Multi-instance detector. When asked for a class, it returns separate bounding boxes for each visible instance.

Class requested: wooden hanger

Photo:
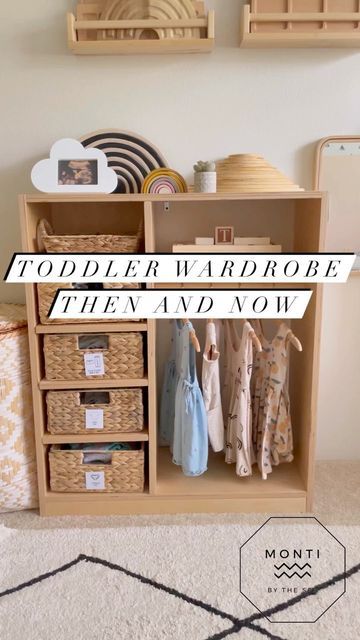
[274,319,303,352]
[239,319,262,353]
[257,319,302,352]
[249,326,263,353]
[287,330,303,352]
[206,318,220,361]
[182,319,201,353]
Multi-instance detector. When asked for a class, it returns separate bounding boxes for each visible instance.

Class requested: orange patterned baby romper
[252,322,294,480]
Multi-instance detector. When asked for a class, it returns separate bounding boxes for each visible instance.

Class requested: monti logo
[265,548,320,579]
[240,518,346,623]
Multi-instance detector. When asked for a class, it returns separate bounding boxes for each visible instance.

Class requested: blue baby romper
[159,320,182,447]
[172,321,208,476]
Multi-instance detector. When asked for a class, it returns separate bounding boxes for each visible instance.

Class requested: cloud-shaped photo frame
[31,139,118,193]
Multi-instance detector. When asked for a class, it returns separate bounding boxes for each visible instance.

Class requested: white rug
[0,519,359,640]
[1,463,360,640]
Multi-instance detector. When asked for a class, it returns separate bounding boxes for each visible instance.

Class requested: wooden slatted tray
[240,1,360,48]
[67,0,214,54]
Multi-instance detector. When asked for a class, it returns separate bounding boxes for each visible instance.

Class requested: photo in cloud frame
[31,139,118,194]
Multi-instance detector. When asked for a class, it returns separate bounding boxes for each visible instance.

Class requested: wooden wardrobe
[20,192,326,516]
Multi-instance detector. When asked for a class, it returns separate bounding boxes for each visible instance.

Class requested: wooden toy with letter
[215,226,234,245]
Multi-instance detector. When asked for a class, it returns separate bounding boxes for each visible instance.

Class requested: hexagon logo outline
[239,516,346,624]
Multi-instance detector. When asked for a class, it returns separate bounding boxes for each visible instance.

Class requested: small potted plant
[193,161,217,193]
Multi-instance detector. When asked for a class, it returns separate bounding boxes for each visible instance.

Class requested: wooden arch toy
[100,0,200,40]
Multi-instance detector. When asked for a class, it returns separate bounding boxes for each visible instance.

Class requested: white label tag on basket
[84,353,105,376]
[85,471,105,491]
[85,409,104,430]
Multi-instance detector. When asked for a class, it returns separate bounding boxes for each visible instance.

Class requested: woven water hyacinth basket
[0,304,38,512]
[37,282,140,325]
[37,218,144,254]
[49,444,145,493]
[44,332,144,381]
[47,389,144,434]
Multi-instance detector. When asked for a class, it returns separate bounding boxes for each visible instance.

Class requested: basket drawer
[47,389,144,434]
[38,218,144,254]
[49,444,145,493]
[44,333,144,381]
[37,282,140,325]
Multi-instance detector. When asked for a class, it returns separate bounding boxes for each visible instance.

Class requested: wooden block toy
[195,237,215,245]
[215,226,234,245]
[234,236,271,245]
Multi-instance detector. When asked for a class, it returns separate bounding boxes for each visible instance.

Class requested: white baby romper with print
[202,321,224,452]
[224,320,254,477]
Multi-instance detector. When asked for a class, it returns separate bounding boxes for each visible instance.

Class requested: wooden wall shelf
[67,1,215,55]
[240,4,360,48]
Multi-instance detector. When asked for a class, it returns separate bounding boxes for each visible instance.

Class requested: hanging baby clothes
[223,320,254,477]
[252,322,294,480]
[173,321,208,477]
[159,320,182,447]
[202,320,224,452]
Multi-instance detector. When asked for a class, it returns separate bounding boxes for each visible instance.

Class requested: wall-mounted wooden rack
[67,1,214,55]
[240,3,360,48]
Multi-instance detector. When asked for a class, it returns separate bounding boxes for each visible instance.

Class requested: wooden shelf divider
[42,430,149,444]
[36,322,148,334]
[39,378,149,391]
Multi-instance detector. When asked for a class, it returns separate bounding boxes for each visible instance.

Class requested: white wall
[317,276,360,460]
[1,0,359,458]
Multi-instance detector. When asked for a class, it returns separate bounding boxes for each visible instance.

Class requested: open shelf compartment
[156,448,306,498]
[151,193,326,513]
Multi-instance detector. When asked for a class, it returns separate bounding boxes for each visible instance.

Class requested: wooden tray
[67,0,215,54]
